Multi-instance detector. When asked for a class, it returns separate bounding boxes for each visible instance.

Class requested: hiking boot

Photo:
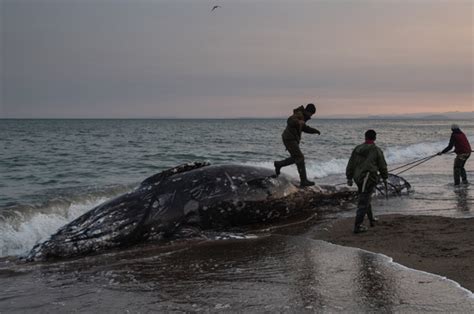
[274,161,281,176]
[300,179,315,187]
[274,158,295,177]
[369,217,378,227]
[296,161,314,187]
[462,180,469,185]
[354,225,368,234]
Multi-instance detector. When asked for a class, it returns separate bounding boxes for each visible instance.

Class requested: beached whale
[26,162,359,261]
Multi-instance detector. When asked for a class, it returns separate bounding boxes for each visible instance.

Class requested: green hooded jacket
[282,106,319,143]
[346,142,388,185]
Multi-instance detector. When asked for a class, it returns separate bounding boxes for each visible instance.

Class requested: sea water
[0,118,473,312]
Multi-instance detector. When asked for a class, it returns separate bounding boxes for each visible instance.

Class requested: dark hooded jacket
[346,142,388,185]
[282,106,319,143]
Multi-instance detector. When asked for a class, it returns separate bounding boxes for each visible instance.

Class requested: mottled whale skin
[26,162,355,261]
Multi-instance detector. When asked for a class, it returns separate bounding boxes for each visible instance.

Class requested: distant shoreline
[1,115,472,121]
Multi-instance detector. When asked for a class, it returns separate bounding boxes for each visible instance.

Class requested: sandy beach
[312,214,474,292]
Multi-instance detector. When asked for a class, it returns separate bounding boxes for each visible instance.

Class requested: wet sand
[312,214,474,292]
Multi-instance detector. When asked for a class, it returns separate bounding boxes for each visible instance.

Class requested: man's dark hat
[305,103,316,114]
[365,129,377,140]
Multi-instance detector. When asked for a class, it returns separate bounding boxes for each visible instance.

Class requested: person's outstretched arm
[302,124,320,135]
[440,133,455,154]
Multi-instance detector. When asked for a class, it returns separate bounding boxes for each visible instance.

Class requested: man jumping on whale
[274,103,320,187]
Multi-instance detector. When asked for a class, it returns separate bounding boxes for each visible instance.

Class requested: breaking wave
[0,186,132,258]
[245,138,450,179]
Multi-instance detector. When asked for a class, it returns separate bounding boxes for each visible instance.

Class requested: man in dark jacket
[438,124,471,185]
[346,130,388,234]
[274,103,320,187]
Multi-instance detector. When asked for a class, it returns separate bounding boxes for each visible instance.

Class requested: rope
[393,154,437,175]
[334,153,439,186]
[388,154,437,172]
[332,149,472,187]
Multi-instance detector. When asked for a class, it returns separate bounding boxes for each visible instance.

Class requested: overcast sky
[1,0,472,118]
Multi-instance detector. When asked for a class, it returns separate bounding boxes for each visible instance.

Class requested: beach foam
[245,138,458,179]
[0,197,112,257]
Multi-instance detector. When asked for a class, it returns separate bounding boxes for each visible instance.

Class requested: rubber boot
[354,208,365,233]
[454,167,461,186]
[274,157,294,176]
[354,225,368,234]
[354,192,370,233]
[366,207,376,227]
[296,162,314,187]
[460,168,468,184]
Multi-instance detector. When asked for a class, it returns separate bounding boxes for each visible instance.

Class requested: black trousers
[282,139,305,165]
[354,179,376,228]
[454,153,470,185]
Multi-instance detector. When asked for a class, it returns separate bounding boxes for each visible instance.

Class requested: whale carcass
[26,162,394,261]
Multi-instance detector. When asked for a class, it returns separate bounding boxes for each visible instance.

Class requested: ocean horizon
[2,111,472,120]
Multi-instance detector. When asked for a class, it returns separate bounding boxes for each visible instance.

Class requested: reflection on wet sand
[454,186,470,212]
[283,239,324,309]
[2,235,466,312]
[355,250,396,311]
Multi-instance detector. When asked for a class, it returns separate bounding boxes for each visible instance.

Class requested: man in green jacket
[274,103,320,187]
[346,129,388,234]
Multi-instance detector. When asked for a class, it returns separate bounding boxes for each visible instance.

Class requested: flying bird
[211,5,221,12]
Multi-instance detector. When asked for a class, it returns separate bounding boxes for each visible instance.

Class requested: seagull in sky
[211,5,221,12]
